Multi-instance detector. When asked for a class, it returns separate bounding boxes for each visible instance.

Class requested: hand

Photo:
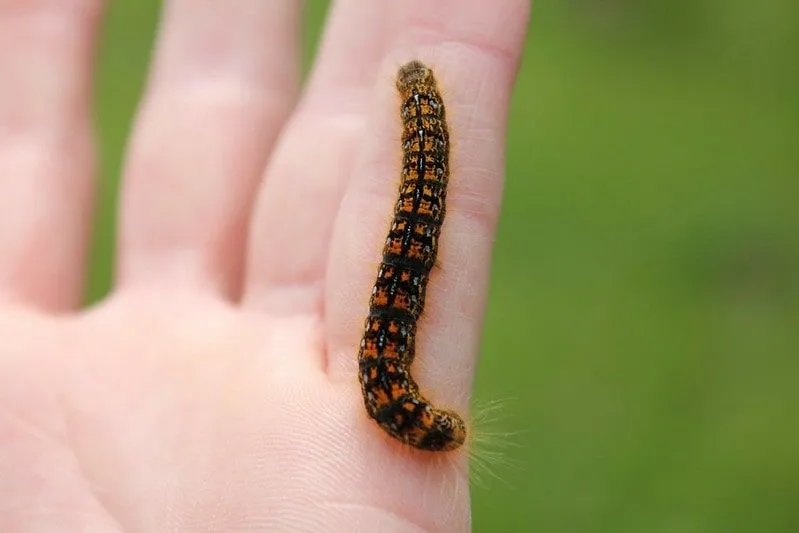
[0,1,529,531]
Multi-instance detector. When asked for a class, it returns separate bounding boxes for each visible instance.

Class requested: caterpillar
[358,60,466,452]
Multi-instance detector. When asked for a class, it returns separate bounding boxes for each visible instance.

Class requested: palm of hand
[2,296,466,531]
[0,2,528,532]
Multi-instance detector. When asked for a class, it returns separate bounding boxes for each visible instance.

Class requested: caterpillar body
[357,60,466,452]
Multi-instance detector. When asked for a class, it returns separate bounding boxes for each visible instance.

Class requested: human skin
[0,1,530,531]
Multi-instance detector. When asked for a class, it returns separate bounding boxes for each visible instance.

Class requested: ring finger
[116,0,301,299]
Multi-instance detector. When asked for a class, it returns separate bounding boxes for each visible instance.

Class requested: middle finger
[242,0,397,316]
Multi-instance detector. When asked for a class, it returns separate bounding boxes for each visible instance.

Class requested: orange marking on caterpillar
[358,60,466,452]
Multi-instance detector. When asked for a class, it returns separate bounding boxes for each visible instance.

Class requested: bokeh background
[88,2,798,531]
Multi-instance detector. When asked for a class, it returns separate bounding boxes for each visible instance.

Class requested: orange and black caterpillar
[358,60,466,452]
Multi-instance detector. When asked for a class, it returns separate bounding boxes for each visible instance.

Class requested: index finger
[325,1,530,425]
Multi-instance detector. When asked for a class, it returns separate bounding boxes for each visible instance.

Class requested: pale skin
[0,1,530,531]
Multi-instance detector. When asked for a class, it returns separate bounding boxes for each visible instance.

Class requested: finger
[325,0,531,419]
[242,0,396,315]
[117,0,300,299]
[0,1,103,311]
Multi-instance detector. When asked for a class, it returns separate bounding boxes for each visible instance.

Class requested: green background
[89,2,799,531]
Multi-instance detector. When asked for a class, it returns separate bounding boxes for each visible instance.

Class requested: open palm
[0,1,529,531]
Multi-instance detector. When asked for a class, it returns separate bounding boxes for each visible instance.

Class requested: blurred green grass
[89,2,799,531]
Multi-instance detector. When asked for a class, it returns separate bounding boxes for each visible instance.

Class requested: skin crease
[0,1,530,532]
